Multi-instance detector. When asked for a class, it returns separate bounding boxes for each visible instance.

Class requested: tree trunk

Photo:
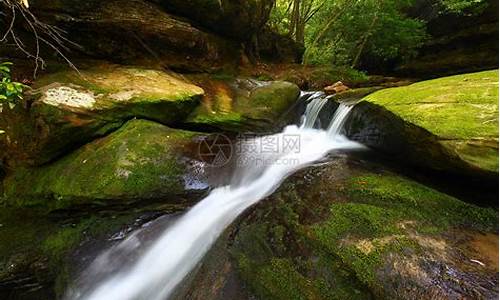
[289,0,301,39]
[351,14,378,69]
[303,0,353,65]
[295,19,305,45]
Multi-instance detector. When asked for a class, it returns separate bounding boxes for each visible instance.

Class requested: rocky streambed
[0,68,498,299]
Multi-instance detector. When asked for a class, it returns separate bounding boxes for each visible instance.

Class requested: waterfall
[300,91,332,129]
[327,104,353,136]
[66,95,363,300]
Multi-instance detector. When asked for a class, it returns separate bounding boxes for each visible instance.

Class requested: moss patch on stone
[311,172,497,289]
[230,158,497,299]
[0,205,138,298]
[185,78,300,132]
[231,185,373,300]
[3,119,199,211]
[363,70,498,139]
[1,64,205,167]
[360,70,499,173]
[34,65,204,106]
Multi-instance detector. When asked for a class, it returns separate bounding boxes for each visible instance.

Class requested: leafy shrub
[0,61,27,133]
[0,62,26,109]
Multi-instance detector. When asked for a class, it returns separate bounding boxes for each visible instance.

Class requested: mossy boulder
[2,119,209,212]
[0,65,204,167]
[346,70,499,178]
[0,205,152,299]
[212,158,498,300]
[184,78,300,132]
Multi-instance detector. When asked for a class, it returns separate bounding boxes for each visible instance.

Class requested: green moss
[246,258,324,300]
[311,203,418,285]
[361,70,499,173]
[34,65,204,104]
[4,119,198,210]
[41,214,134,261]
[186,80,300,131]
[309,172,497,288]
[363,70,499,139]
[345,174,497,232]
[247,81,300,119]
[231,186,372,300]
[31,65,204,128]
[0,205,137,297]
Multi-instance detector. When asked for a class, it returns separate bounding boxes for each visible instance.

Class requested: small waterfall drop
[327,103,354,136]
[67,94,363,300]
[300,91,332,129]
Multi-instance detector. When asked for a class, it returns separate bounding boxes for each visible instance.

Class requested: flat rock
[0,65,204,166]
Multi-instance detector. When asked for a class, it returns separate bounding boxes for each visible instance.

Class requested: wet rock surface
[151,0,274,41]
[184,77,300,133]
[185,154,498,300]
[3,119,211,212]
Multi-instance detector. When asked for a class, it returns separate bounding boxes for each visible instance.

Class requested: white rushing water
[68,93,363,300]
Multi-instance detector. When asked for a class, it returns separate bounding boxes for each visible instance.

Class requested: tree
[268,0,325,44]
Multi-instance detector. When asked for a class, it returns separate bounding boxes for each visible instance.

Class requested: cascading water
[300,91,332,129]
[66,93,364,300]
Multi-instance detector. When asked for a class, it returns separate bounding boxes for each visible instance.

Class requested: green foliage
[439,0,487,14]
[0,61,28,134]
[0,61,27,112]
[305,0,428,66]
[268,0,491,67]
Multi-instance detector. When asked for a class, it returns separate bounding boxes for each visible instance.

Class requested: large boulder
[2,119,210,212]
[346,70,499,178]
[184,77,300,132]
[152,0,274,40]
[27,0,239,71]
[0,65,204,167]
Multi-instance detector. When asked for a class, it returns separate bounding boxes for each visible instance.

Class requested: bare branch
[1,0,79,77]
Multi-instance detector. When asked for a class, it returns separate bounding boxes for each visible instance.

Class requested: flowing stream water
[67,92,364,300]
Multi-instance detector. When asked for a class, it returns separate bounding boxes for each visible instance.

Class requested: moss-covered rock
[2,119,209,212]
[0,65,203,167]
[184,78,300,132]
[223,158,498,300]
[0,205,149,299]
[347,70,499,177]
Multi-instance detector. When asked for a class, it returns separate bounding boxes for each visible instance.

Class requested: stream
[65,92,364,300]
